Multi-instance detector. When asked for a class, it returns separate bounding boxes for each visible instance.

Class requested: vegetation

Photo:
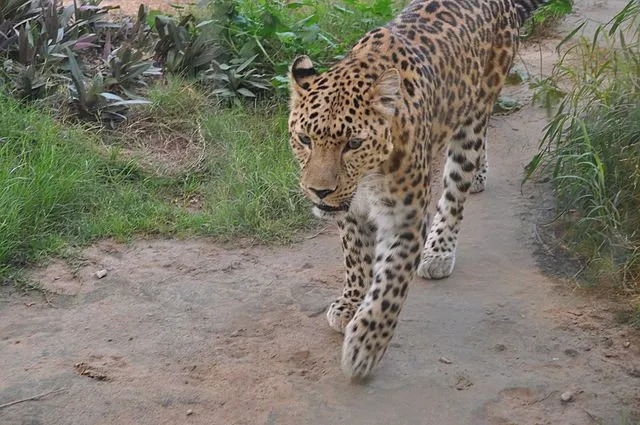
[527,0,640,296]
[0,0,402,121]
[521,0,573,38]
[0,0,577,281]
[0,88,309,279]
[0,94,177,275]
[0,0,402,278]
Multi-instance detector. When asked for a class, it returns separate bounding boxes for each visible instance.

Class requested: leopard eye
[298,134,312,147]
[346,138,364,151]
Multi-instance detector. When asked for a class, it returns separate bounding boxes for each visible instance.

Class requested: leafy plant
[2,60,48,99]
[522,0,573,38]
[204,0,402,91]
[526,0,640,290]
[67,49,150,121]
[105,44,161,93]
[0,0,41,54]
[102,4,156,56]
[201,54,269,105]
[0,0,107,100]
[153,13,221,77]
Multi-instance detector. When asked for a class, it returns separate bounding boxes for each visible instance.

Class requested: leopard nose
[310,188,335,199]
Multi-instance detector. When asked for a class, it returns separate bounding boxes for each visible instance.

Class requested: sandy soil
[2,1,639,424]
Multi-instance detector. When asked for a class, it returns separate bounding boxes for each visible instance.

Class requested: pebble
[560,391,574,402]
[186,409,193,416]
[95,269,107,279]
[624,341,631,348]
[438,357,452,364]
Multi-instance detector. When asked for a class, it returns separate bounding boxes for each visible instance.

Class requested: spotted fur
[288,0,545,379]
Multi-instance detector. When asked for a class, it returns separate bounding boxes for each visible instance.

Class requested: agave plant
[154,14,221,77]
[201,54,270,106]
[67,48,150,121]
[105,44,161,94]
[0,0,40,54]
[99,3,154,59]
[2,60,48,99]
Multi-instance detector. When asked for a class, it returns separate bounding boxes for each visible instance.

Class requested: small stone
[626,368,640,378]
[230,328,246,337]
[186,409,193,416]
[624,341,630,348]
[494,344,507,352]
[95,269,107,279]
[560,391,574,402]
[438,357,452,364]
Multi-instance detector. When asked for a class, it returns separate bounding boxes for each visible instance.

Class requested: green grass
[128,77,313,241]
[0,82,313,280]
[187,107,311,240]
[528,0,640,292]
[0,94,179,274]
[521,0,573,38]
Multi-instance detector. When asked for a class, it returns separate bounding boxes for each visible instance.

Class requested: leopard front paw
[469,175,486,194]
[417,252,455,280]
[341,309,391,379]
[326,298,357,334]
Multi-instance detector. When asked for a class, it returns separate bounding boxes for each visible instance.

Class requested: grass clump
[178,107,311,241]
[0,94,179,275]
[0,88,312,279]
[521,0,573,38]
[527,0,640,292]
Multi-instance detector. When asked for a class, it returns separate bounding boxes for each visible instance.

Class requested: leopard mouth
[314,201,350,212]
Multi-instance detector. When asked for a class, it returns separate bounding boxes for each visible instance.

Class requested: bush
[527,0,640,290]
[521,0,573,38]
[201,0,401,91]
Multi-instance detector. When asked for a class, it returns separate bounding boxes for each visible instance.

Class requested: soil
[2,1,639,424]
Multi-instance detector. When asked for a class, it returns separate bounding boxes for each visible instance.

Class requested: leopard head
[287,55,401,217]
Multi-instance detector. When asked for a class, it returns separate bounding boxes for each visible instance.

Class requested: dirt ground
[2,1,640,424]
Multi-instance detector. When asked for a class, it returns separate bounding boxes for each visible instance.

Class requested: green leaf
[556,21,586,52]
[100,92,124,101]
[109,99,152,106]
[237,87,255,97]
[275,31,297,44]
[235,54,258,73]
[523,153,542,184]
[286,1,305,9]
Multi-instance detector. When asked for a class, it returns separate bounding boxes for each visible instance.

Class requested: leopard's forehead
[291,65,381,142]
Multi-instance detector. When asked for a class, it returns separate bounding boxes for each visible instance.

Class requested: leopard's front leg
[327,212,377,333]
[341,202,427,379]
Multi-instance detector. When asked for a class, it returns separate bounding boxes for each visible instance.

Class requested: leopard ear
[367,68,401,117]
[289,55,318,93]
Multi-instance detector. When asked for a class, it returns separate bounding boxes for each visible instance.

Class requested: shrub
[527,0,640,290]
[521,0,573,38]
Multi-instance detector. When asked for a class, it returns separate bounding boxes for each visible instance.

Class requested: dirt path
[2,1,639,424]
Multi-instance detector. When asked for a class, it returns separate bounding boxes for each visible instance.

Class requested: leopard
[287,0,545,379]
